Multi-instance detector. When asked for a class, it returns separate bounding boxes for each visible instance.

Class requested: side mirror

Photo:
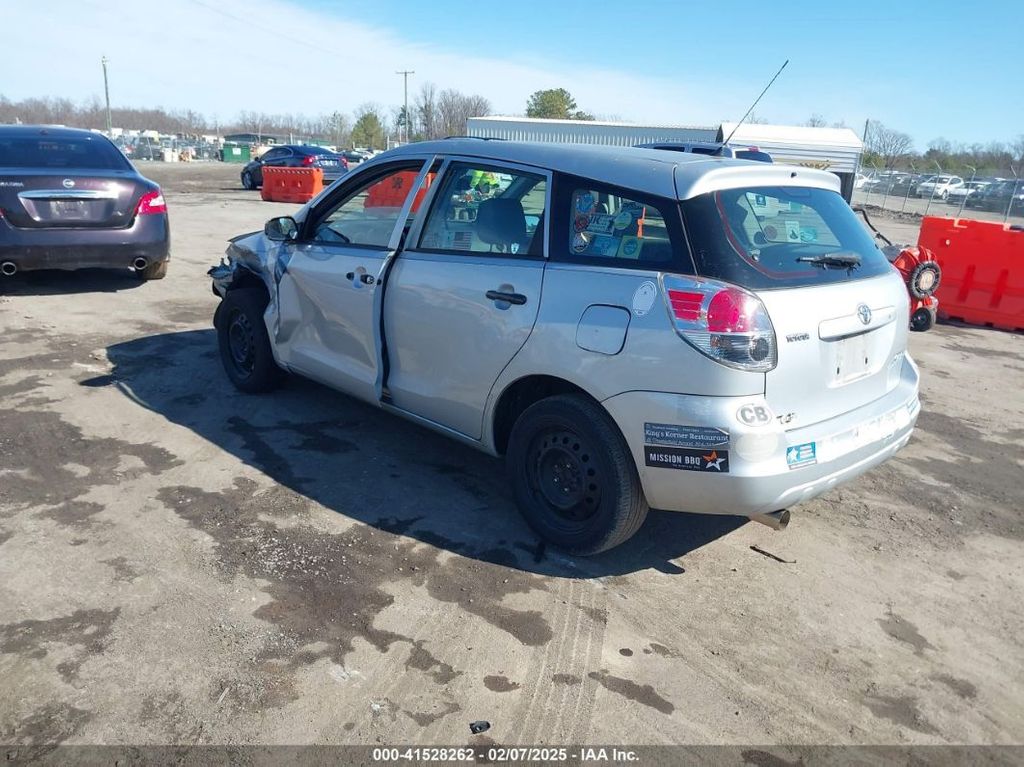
[265,216,298,242]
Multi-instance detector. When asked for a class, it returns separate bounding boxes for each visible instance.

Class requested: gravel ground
[1,162,1022,751]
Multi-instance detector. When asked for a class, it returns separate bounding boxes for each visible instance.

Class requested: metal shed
[466,116,717,147]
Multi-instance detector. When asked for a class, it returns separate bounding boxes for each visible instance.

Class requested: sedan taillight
[301,155,316,166]
[136,189,167,216]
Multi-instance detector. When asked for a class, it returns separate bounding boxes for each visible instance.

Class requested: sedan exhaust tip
[132,257,148,271]
[0,261,16,277]
[750,509,790,531]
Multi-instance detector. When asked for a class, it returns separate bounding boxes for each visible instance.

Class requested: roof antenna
[720,59,789,150]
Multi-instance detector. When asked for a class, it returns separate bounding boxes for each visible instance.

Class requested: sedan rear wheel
[241,170,255,190]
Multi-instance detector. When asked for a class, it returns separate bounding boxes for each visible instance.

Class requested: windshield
[0,135,132,170]
[681,186,893,289]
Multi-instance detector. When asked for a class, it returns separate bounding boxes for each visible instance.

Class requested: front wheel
[506,394,648,555]
[241,170,255,190]
[215,288,285,393]
[910,307,935,332]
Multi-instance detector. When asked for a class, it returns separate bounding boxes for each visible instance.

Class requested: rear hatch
[679,179,908,429]
[0,131,152,229]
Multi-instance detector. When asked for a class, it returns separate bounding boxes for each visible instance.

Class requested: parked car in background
[946,180,990,205]
[915,175,964,199]
[636,141,774,163]
[0,125,170,279]
[240,145,349,189]
[968,179,1024,213]
[209,140,919,554]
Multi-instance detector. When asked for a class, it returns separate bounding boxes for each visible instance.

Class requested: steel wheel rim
[527,429,600,524]
[227,310,256,376]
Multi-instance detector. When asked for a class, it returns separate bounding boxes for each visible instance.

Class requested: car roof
[0,124,111,140]
[382,139,839,200]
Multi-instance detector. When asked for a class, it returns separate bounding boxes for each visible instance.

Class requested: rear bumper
[603,355,920,517]
[0,214,170,272]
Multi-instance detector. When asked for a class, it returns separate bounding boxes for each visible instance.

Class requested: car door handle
[486,290,527,306]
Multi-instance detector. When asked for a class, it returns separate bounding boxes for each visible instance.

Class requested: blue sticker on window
[786,442,817,469]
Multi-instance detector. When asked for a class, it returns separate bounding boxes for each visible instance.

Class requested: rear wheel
[216,288,284,393]
[506,394,648,555]
[241,170,255,190]
[139,259,168,280]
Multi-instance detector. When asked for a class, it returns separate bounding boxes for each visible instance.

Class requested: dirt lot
[1,162,1022,750]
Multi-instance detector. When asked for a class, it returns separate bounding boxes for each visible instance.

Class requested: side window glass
[567,188,673,262]
[312,165,425,247]
[419,163,547,256]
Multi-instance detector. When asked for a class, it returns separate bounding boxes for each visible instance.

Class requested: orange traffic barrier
[918,216,1024,332]
[364,171,435,211]
[261,166,323,204]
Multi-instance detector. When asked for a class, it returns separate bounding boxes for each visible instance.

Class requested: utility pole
[396,70,414,144]
[101,56,112,136]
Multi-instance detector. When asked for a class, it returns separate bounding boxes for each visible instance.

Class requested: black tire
[506,394,648,556]
[138,259,168,280]
[241,170,255,190]
[909,261,941,299]
[215,288,284,393]
[910,307,934,332]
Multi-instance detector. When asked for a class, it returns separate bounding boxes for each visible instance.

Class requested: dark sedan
[967,179,1024,214]
[0,126,170,279]
[240,145,349,190]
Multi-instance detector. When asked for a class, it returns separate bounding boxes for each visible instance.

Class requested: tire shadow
[92,328,744,578]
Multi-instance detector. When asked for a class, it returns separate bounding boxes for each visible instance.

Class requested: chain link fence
[851,161,1024,225]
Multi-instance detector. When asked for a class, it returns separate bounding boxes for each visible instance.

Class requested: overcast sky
[2,0,1020,148]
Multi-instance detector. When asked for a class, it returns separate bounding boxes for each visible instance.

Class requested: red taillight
[667,289,704,321]
[302,155,316,166]
[662,276,777,372]
[707,288,756,332]
[136,189,166,216]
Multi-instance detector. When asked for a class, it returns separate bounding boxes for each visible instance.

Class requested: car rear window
[0,135,131,170]
[681,186,892,289]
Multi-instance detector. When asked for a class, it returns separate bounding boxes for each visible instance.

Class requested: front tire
[241,170,255,190]
[506,394,648,555]
[215,288,284,393]
[910,307,935,332]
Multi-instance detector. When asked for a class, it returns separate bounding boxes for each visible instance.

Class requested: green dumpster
[221,143,251,163]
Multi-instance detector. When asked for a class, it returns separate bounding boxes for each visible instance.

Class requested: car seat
[476,198,528,254]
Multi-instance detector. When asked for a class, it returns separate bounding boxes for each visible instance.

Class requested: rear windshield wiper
[796,252,862,269]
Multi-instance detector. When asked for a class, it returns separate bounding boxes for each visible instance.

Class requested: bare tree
[436,89,491,138]
[864,120,913,168]
[414,82,439,140]
[805,114,827,127]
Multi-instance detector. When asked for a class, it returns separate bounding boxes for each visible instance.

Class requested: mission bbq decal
[644,446,730,473]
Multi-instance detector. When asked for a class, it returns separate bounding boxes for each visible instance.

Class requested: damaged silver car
[210,139,920,555]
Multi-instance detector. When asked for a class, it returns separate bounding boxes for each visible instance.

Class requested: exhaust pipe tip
[1,261,16,277]
[750,509,790,531]
[132,257,148,271]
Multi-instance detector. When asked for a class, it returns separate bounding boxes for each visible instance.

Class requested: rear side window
[681,186,892,289]
[0,135,131,170]
[558,183,680,266]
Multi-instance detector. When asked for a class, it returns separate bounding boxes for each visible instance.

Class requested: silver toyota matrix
[210,140,920,555]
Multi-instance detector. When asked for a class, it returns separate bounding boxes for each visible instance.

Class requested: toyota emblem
[857,304,872,325]
[62,178,75,189]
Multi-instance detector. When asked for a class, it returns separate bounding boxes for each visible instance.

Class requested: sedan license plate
[54,200,87,218]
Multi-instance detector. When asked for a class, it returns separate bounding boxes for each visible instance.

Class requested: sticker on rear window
[786,442,817,469]
[644,423,729,449]
[784,220,801,242]
[645,446,729,472]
